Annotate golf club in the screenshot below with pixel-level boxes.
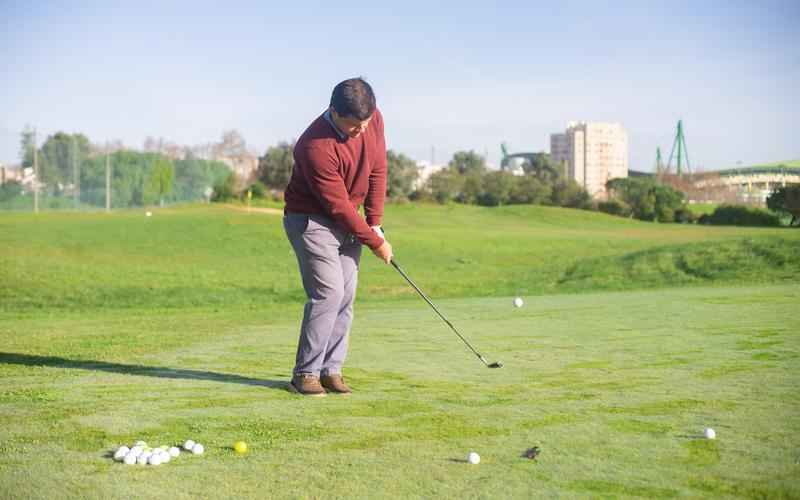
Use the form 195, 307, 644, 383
390, 259, 503, 369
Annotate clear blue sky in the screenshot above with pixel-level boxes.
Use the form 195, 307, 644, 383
2, 0, 798, 170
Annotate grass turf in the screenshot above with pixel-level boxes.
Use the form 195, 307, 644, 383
1, 203, 798, 498
2, 203, 798, 312
0, 286, 798, 498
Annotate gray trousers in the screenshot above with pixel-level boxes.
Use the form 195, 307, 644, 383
283, 213, 362, 377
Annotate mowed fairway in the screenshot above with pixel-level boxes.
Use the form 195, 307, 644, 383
1, 204, 799, 499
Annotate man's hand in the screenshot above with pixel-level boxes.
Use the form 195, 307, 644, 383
372, 240, 393, 264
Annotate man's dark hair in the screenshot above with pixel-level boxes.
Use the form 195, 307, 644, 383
330, 77, 376, 120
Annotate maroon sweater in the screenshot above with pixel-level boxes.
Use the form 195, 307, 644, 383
284, 108, 387, 250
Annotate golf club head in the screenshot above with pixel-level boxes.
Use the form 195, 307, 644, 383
487, 361, 503, 369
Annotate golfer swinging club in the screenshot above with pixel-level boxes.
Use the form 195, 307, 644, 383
283, 77, 393, 396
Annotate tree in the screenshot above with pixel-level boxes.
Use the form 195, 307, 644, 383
551, 179, 592, 209
478, 171, 516, 206
457, 172, 483, 204
386, 150, 419, 199
606, 177, 686, 222
448, 150, 486, 176
144, 157, 175, 206
427, 168, 464, 203
19, 126, 35, 169
521, 153, 560, 182
38, 132, 91, 193
767, 185, 800, 226
212, 171, 238, 202
257, 142, 295, 190
508, 175, 552, 205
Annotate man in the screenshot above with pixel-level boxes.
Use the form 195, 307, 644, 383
283, 77, 393, 397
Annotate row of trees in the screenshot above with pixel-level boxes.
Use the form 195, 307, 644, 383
252, 145, 591, 209
13, 130, 231, 208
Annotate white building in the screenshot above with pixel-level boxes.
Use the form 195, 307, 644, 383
414, 160, 446, 190
551, 122, 628, 199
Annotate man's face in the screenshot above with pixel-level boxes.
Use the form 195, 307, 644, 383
330, 108, 372, 138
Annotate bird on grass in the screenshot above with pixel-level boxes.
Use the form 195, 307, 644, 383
523, 447, 541, 460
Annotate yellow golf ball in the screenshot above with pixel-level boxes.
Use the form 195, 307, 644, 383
234, 441, 248, 454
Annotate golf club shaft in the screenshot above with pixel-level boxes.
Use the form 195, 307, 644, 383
390, 259, 489, 365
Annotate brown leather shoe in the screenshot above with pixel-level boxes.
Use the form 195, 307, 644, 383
288, 374, 326, 397
320, 374, 352, 394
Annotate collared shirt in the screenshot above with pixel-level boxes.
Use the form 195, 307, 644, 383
323, 109, 347, 140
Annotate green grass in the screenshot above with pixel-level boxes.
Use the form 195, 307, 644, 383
687, 202, 717, 216
0, 286, 798, 499
1, 203, 798, 498
1, 203, 798, 312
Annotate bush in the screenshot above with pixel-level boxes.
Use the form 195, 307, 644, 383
598, 199, 632, 217
698, 205, 781, 227
673, 207, 697, 224
247, 181, 267, 199
211, 172, 237, 202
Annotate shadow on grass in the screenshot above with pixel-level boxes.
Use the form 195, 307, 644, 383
0, 352, 288, 391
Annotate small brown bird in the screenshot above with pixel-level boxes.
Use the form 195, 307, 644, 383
524, 447, 541, 460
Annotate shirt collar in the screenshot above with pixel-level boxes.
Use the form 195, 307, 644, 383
323, 109, 347, 140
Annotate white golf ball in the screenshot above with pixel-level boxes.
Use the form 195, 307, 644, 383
113, 447, 130, 461
183, 440, 195, 451
137, 453, 150, 465
148, 454, 163, 466
513, 297, 523, 308
168, 446, 180, 457
467, 452, 480, 465
129, 446, 143, 457
123, 453, 137, 465
704, 427, 716, 440
145, 211, 152, 217
160, 452, 171, 463
192, 443, 204, 455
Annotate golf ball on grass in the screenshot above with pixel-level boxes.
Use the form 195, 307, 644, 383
234, 441, 248, 454
168, 446, 180, 457
192, 443, 204, 455
513, 297, 524, 308
123, 453, 138, 465
183, 440, 195, 451
113, 447, 129, 461
704, 427, 716, 439
148, 454, 163, 466
467, 452, 480, 465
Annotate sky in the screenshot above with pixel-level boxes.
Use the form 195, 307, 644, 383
1, 0, 798, 171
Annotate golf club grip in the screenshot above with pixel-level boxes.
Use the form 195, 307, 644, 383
390, 259, 483, 359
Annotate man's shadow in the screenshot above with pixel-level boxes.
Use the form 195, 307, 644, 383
0, 352, 287, 390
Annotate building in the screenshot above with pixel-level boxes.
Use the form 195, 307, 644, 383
551, 122, 628, 199
690, 163, 800, 205
414, 160, 446, 191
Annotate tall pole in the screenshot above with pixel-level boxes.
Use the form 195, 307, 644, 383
105, 142, 111, 213
676, 121, 683, 176
33, 129, 39, 214
72, 136, 79, 209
